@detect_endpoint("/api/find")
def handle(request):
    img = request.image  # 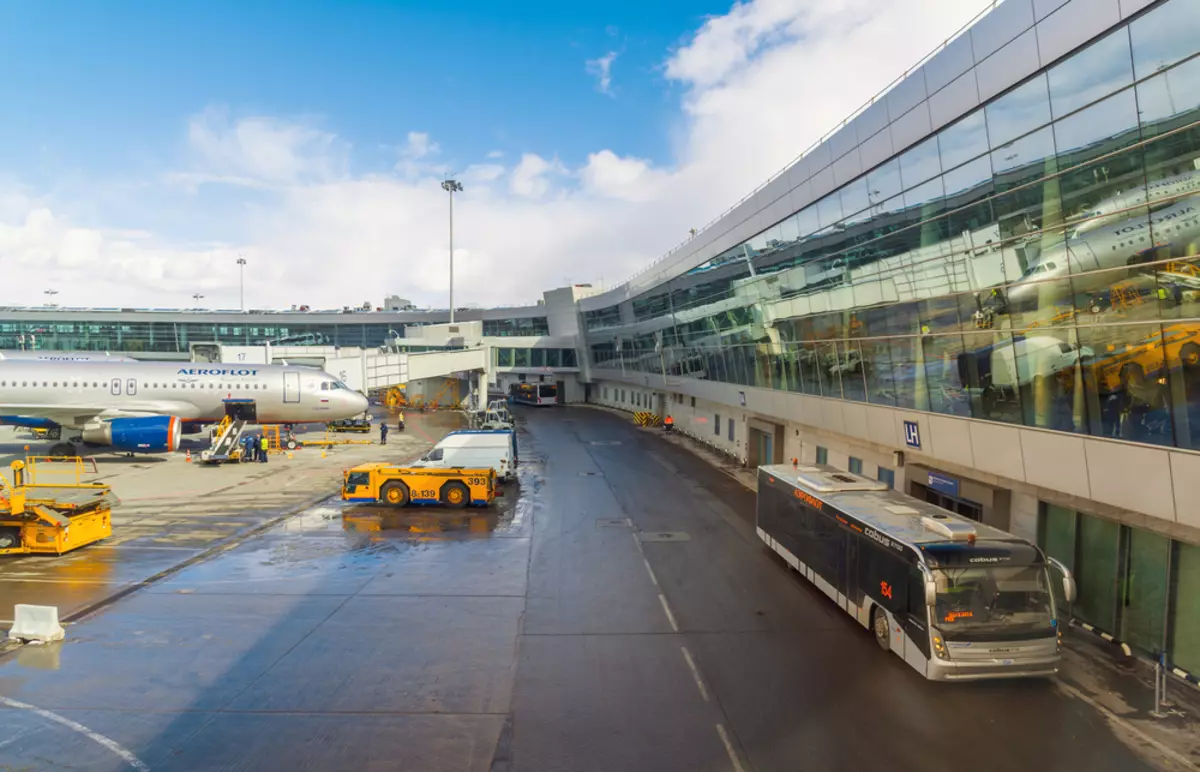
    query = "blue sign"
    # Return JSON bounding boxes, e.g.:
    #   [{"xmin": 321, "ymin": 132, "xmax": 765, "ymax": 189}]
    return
[
  {"xmin": 927, "ymin": 471, "xmax": 960, "ymax": 497},
  {"xmin": 903, "ymin": 420, "xmax": 921, "ymax": 449}
]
